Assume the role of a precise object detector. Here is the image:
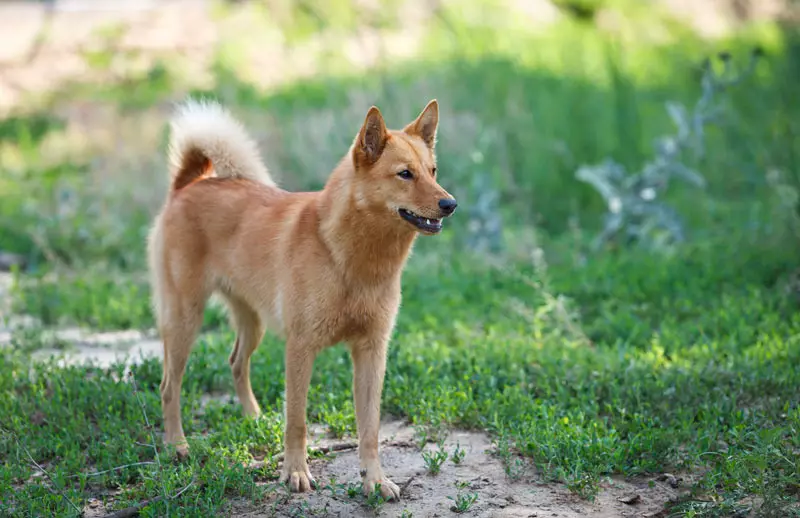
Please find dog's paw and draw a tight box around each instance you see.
[164,437,190,460]
[174,444,190,460]
[361,469,401,501]
[280,457,316,492]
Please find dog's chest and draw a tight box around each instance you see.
[332,282,400,339]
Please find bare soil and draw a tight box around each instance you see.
[227,420,684,517]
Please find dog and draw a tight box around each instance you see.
[146,98,457,500]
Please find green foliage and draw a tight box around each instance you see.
[0,113,64,146]
[450,442,466,465]
[448,480,479,513]
[421,448,448,475]
[4,1,797,267]
[551,0,607,22]
[9,270,228,331]
[576,50,763,251]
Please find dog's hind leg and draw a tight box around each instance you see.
[158,289,205,458]
[226,296,265,417]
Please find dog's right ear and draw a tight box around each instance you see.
[354,106,388,166]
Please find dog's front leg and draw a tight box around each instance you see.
[279,340,316,492]
[350,339,401,500]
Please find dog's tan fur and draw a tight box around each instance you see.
[146,99,455,499]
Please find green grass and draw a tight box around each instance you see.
[2,0,800,516]
[2,239,800,516]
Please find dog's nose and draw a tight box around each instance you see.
[438,198,458,215]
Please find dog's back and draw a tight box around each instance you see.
[147,100,284,333]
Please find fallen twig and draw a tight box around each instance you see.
[399,472,420,497]
[249,442,360,469]
[128,370,169,509]
[248,437,417,470]
[67,461,157,479]
[102,495,166,518]
[23,447,83,515]
[308,442,360,457]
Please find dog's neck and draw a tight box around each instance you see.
[317,156,417,286]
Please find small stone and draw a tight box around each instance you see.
[619,493,641,505]
[657,473,679,488]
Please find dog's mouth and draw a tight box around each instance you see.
[398,209,442,234]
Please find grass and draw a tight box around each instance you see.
[2,0,800,516]
[3,239,800,516]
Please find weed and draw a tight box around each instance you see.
[493,435,525,481]
[422,448,449,475]
[316,397,356,439]
[345,483,361,499]
[451,442,466,465]
[365,485,388,510]
[576,50,762,252]
[448,481,479,513]
[566,471,600,501]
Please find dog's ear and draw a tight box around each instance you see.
[355,106,388,165]
[404,99,439,149]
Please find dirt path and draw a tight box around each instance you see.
[79,415,684,517]
[228,420,682,517]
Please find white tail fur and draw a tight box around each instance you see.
[167,99,275,189]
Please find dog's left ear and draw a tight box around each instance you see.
[404,99,439,149]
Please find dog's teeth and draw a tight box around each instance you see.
[426,219,431,225]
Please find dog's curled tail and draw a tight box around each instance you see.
[167,99,275,192]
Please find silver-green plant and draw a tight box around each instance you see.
[576,49,762,251]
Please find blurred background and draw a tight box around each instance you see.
[0,0,799,325]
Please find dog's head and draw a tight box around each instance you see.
[351,100,456,235]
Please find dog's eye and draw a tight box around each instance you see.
[432,167,437,178]
[397,170,413,180]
